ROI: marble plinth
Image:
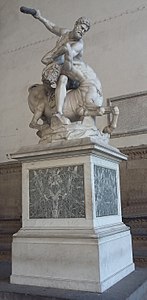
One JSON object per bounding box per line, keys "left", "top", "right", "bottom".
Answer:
{"left": 10, "top": 137, "right": 134, "bottom": 292}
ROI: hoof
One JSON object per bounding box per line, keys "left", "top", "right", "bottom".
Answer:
{"left": 29, "top": 122, "right": 42, "bottom": 130}
{"left": 52, "top": 113, "right": 71, "bottom": 126}
{"left": 29, "top": 122, "right": 34, "bottom": 128}
{"left": 102, "top": 126, "right": 113, "bottom": 134}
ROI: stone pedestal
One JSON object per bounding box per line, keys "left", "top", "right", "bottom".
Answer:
{"left": 10, "top": 138, "right": 134, "bottom": 292}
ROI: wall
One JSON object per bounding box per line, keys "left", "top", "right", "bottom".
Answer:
{"left": 120, "top": 145, "right": 147, "bottom": 267}
{"left": 0, "top": 162, "right": 22, "bottom": 262}
{"left": 108, "top": 91, "right": 147, "bottom": 148}
{"left": 0, "top": 0, "right": 147, "bottom": 162}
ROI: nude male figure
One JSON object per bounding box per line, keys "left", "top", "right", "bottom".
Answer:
{"left": 34, "top": 10, "right": 90, "bottom": 123}
{"left": 20, "top": 7, "right": 90, "bottom": 123}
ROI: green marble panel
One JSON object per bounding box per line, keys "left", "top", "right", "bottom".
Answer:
{"left": 94, "top": 165, "right": 118, "bottom": 217}
{"left": 29, "top": 165, "right": 85, "bottom": 219}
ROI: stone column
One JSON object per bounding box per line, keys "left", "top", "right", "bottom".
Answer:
{"left": 10, "top": 137, "right": 134, "bottom": 292}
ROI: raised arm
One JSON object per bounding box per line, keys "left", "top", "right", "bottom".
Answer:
{"left": 20, "top": 6, "right": 68, "bottom": 37}
{"left": 34, "top": 10, "right": 68, "bottom": 36}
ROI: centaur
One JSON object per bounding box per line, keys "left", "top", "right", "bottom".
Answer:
{"left": 20, "top": 6, "right": 119, "bottom": 136}
{"left": 28, "top": 43, "right": 119, "bottom": 135}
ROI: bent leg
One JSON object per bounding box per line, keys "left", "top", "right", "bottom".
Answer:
{"left": 29, "top": 103, "right": 45, "bottom": 130}
{"left": 102, "top": 106, "right": 119, "bottom": 134}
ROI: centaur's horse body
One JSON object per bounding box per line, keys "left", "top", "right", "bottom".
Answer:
{"left": 28, "top": 62, "right": 119, "bottom": 134}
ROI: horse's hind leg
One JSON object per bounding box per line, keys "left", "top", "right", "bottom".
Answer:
{"left": 102, "top": 106, "right": 119, "bottom": 134}
{"left": 29, "top": 103, "right": 45, "bottom": 130}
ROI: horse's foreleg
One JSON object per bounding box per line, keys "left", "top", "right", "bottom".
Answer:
{"left": 29, "top": 103, "right": 45, "bottom": 130}
{"left": 102, "top": 106, "right": 119, "bottom": 134}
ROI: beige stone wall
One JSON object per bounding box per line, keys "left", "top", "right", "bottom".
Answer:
{"left": 108, "top": 91, "right": 147, "bottom": 148}
{"left": 120, "top": 145, "right": 147, "bottom": 267}
{"left": 0, "top": 162, "right": 22, "bottom": 219}
{"left": 0, "top": 162, "right": 22, "bottom": 262}
{"left": 0, "top": 0, "right": 147, "bottom": 162}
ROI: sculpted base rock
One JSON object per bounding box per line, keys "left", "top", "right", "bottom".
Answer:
{"left": 37, "top": 116, "right": 110, "bottom": 144}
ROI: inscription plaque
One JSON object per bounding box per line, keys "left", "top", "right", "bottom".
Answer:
{"left": 94, "top": 165, "right": 118, "bottom": 217}
{"left": 29, "top": 165, "right": 85, "bottom": 219}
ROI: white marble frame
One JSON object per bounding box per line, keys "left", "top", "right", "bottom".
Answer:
{"left": 22, "top": 153, "right": 122, "bottom": 230}
{"left": 90, "top": 156, "right": 122, "bottom": 228}
{"left": 22, "top": 155, "right": 94, "bottom": 229}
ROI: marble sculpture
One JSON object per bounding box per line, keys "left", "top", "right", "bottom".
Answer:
{"left": 20, "top": 6, "right": 119, "bottom": 143}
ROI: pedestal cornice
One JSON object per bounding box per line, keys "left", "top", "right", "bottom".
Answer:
{"left": 11, "top": 137, "right": 127, "bottom": 162}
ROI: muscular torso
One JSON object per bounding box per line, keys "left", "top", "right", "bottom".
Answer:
{"left": 50, "top": 32, "right": 84, "bottom": 64}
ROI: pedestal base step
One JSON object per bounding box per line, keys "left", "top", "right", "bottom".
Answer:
{"left": 0, "top": 268, "right": 147, "bottom": 300}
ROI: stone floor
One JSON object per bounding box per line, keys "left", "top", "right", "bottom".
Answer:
{"left": 0, "top": 263, "right": 147, "bottom": 300}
